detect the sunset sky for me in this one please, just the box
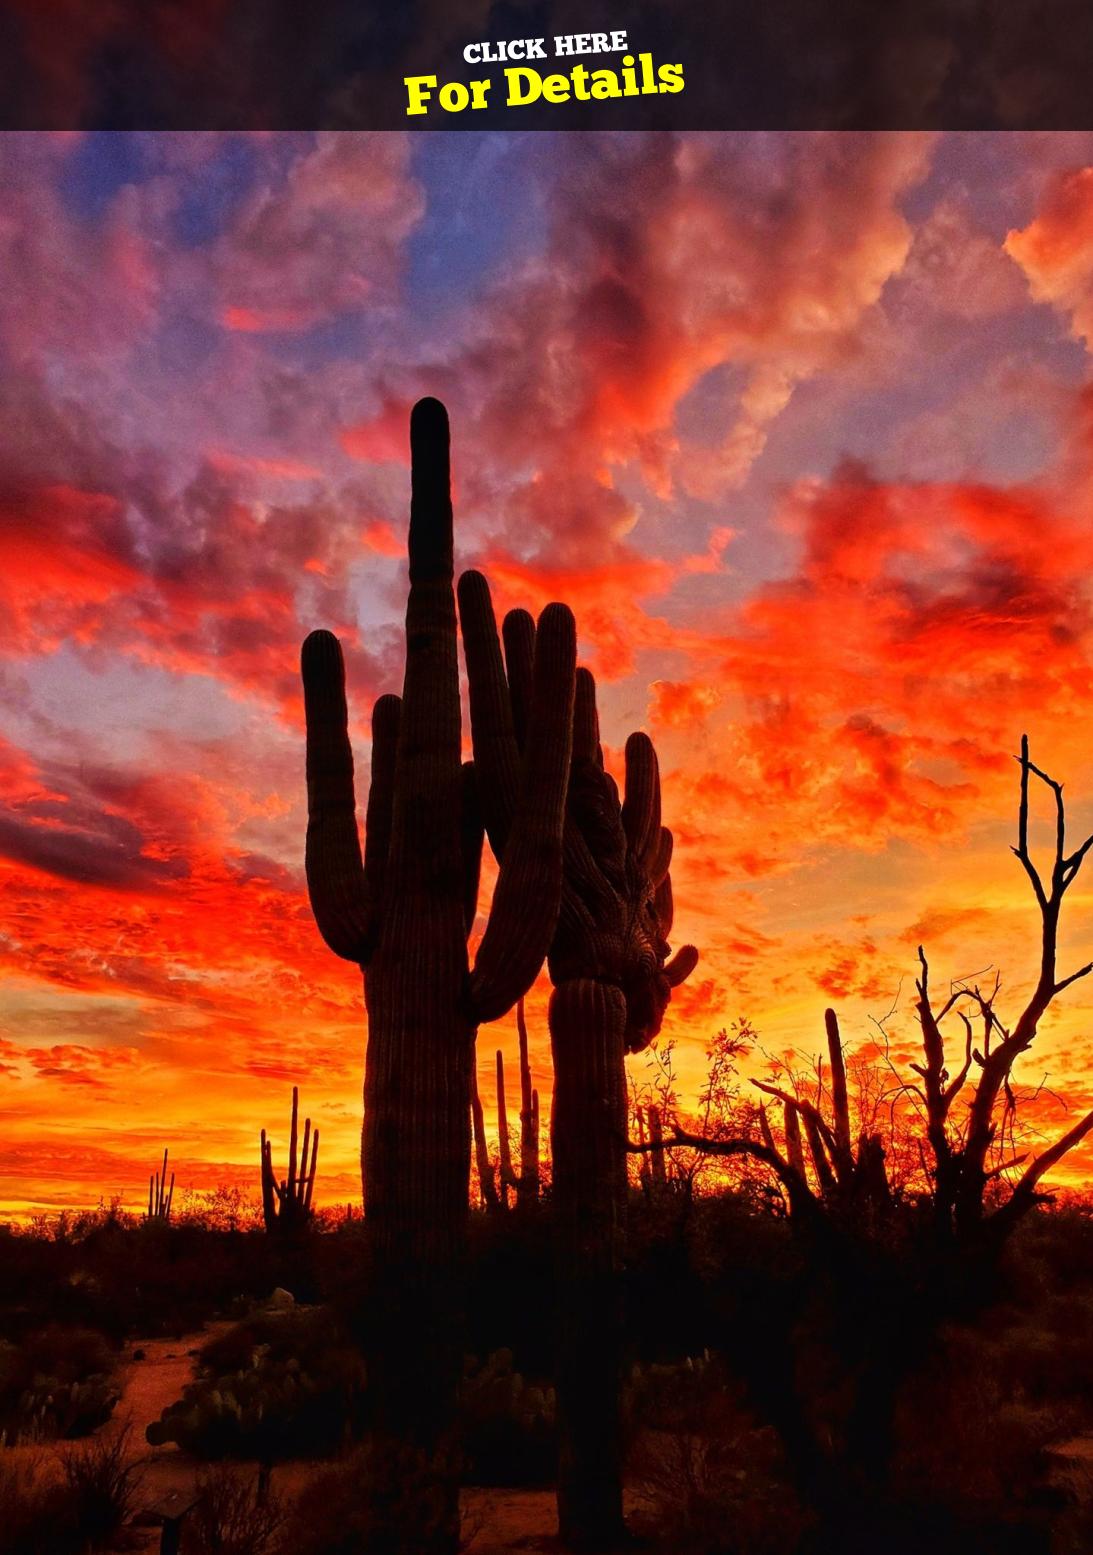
[7,130,1093,1215]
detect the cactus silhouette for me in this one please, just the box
[549,669,698,1547]
[301,398,576,1548]
[260,1086,318,1234]
[465,636,698,1545]
[473,998,541,1215]
[146,1148,174,1222]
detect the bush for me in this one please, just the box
[460,1349,555,1486]
[147,1307,366,1461]
[280,1442,469,1555]
[628,1356,807,1555]
[0,1325,119,1442]
[180,1463,285,1555]
[0,1431,141,1555]
[58,1427,143,1546]
[891,1327,1070,1532]
[0,1451,72,1555]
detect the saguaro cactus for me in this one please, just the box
[260,1086,319,1234]
[146,1149,174,1222]
[463,632,698,1546]
[469,1000,541,1214]
[470,1062,500,1212]
[548,671,697,1548]
[516,997,541,1210]
[302,399,576,1548]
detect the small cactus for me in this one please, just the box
[146,1149,174,1222]
[260,1087,319,1234]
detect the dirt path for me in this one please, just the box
[107,1327,639,1552]
[105,1326,233,1549]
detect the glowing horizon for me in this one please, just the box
[5,131,1093,1217]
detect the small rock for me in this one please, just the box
[267,1287,295,1310]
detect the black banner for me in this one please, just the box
[2,0,1092,130]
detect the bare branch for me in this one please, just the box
[1055,962,1093,997]
[1011,1107,1093,1199]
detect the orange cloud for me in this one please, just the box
[1006,167,1093,344]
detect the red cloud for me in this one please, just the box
[1006,166,1093,344]
[648,679,721,730]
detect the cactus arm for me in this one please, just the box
[298,1114,312,1208]
[573,668,603,767]
[364,694,401,899]
[166,1174,174,1221]
[531,1087,540,1185]
[649,827,673,888]
[470,1063,499,1211]
[305,1129,319,1213]
[568,670,626,890]
[517,997,537,1201]
[260,1131,276,1230]
[385,398,463,898]
[621,732,662,876]
[664,944,698,986]
[497,1050,517,1193]
[148,1175,153,1219]
[502,609,536,754]
[288,1086,299,1202]
[826,1008,852,1165]
[457,569,521,856]
[302,630,375,963]
[470,602,576,1023]
[461,761,484,934]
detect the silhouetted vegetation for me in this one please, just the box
[0,1429,141,1554]
[147,1306,367,1460]
[301,397,577,1551]
[260,1087,320,1236]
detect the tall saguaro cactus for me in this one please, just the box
[301,399,576,1549]
[549,670,697,1548]
[463,624,698,1546]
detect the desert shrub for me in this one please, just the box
[0,1431,141,1555]
[58,1426,143,1546]
[0,1220,281,1344]
[280,1442,469,1555]
[983,1292,1093,1416]
[627,1356,807,1555]
[459,1349,555,1486]
[890,1325,1071,1543]
[0,1324,119,1441]
[147,1306,366,1460]
[0,1450,74,1555]
[180,1463,285,1555]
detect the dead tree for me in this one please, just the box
[626,740,1093,1542]
[644,737,1093,1251]
[260,1086,319,1234]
